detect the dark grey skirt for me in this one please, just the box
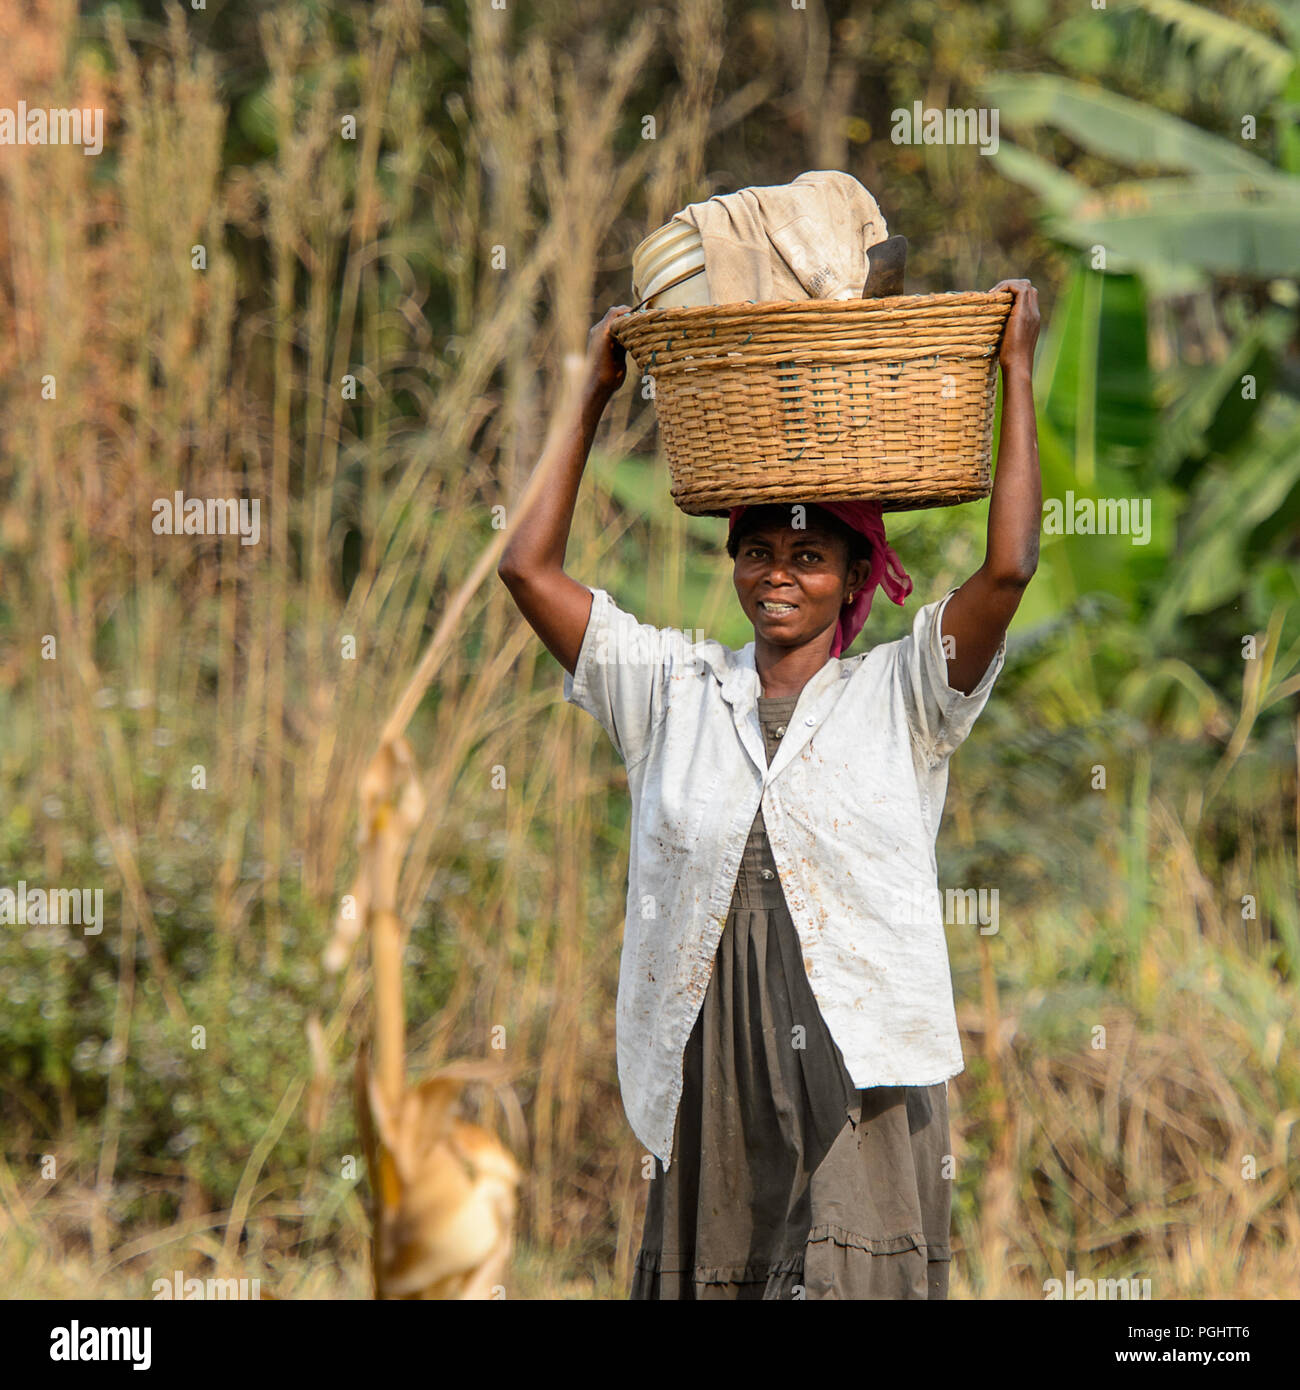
[630,693,953,1300]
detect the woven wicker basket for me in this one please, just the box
[610,290,1013,516]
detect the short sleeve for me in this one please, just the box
[897,586,1006,767]
[562,586,694,770]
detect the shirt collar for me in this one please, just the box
[706,635,846,715]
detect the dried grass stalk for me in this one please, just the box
[339,734,524,1298]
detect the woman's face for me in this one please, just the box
[732,519,869,649]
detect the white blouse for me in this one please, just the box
[562,583,1007,1168]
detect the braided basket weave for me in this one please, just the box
[610,290,1013,516]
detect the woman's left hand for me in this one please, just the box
[989,278,1039,375]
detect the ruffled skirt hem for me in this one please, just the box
[631,1225,952,1301]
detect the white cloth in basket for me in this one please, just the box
[672,170,889,305]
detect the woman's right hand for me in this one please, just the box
[989,279,1039,376]
[586,304,633,397]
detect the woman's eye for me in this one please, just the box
[742,547,822,561]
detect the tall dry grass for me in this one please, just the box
[0,0,730,1296]
[0,0,1296,1299]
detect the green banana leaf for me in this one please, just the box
[1149,307,1293,477]
[1050,181,1300,278]
[987,143,1091,217]
[980,72,1283,185]
[1114,0,1296,97]
[1035,268,1157,483]
[1150,407,1300,633]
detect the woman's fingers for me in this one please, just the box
[990,279,1039,336]
[586,305,632,392]
[990,278,1040,367]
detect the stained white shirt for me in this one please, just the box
[562,583,1007,1168]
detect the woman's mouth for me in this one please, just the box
[757,600,798,616]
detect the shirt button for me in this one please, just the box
[774,724,786,737]
[760,868,775,880]
[804,716,816,726]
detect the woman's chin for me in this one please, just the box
[752,619,822,646]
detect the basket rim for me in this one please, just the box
[614,288,1013,330]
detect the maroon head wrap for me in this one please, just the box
[727,500,913,657]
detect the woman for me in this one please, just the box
[498,279,1041,1299]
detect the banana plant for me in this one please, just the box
[982,4,1300,696]
[982,72,1300,279]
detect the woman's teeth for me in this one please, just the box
[759,601,796,613]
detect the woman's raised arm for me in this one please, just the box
[939,279,1042,694]
[497,305,632,675]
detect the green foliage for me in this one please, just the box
[986,5,1300,702]
[985,71,1281,180]
[1039,269,1156,466]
